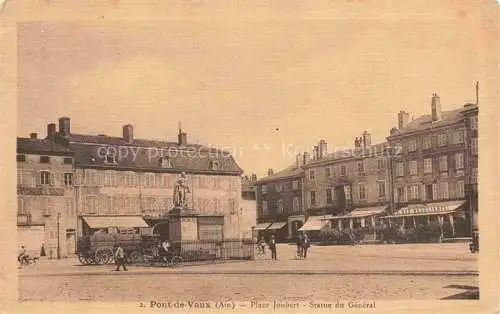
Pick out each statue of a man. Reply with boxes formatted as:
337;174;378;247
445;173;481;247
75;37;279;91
173;172;191;208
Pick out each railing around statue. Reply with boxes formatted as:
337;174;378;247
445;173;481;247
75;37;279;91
167;238;255;264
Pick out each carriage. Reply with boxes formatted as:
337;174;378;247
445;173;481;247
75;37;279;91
76;215;160;265
76;230;160;265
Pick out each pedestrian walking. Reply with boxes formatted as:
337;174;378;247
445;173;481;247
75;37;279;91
114;245;128;271
295;233;303;259
269;235;277;260
302;233;310;259
40;243;46;257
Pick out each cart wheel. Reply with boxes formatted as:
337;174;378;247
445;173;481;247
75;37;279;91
78;253;88;265
170;256;183;267
95;248;114;265
128;251;143;264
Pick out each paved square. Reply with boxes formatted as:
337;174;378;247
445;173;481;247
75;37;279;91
19;243;478;301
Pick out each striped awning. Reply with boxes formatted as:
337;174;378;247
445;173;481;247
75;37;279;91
330;206;387;219
298;215;332;231
253;223;272;231
82;216;149;229
380;201;465;218
266;221;287;230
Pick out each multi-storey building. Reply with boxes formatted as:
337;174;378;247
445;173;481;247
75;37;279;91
240;174;258;238
17;134;76;258
463;102;479;232
255;160;305;242
301;137;389;239
39;117;248;241
384;93;478;238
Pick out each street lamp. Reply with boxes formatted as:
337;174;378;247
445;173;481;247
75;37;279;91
57;212;61;259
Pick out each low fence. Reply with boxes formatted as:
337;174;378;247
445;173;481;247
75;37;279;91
169;238;255;263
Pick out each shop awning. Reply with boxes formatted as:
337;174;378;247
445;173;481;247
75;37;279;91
266;222;287;230
380;201;465;219
253;223;272;231
82;216;149;229
330;206;387;219
298;215;332;231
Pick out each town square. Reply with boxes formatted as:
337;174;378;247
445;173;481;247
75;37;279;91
7;0;497;311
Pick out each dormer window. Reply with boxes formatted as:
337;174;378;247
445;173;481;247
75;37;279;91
210;160;220;170
160;157;172;168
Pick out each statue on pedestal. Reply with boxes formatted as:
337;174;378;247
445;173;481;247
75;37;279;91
173;172;191;209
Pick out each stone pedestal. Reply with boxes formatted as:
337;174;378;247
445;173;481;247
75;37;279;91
168;207;200;242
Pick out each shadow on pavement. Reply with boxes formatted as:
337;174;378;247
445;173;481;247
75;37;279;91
441;285;479;300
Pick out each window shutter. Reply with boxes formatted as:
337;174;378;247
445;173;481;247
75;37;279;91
394;188;399;203
421;184;426;201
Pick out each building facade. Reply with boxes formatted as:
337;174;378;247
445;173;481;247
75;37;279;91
240;174;258;239
17;135;76;258
24;117;249;247
255;162;305;242
385;94;478;237
302;137;389;238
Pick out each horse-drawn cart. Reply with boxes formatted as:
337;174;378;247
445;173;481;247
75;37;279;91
77;232;160;265
77;215;160;265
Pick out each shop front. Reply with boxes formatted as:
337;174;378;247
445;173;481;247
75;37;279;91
329;206;387;242
298;215;332;241
379;200;467;240
252;222;272;242
265;221;288;242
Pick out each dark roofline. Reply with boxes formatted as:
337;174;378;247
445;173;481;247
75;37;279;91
303;142;389;168
256;169;304;184
387;117;466;140
65;133;233;155
16;138;74;156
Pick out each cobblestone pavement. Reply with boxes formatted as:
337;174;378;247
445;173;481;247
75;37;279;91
18;243;478;301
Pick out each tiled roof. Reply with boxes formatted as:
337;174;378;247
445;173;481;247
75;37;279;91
66;134;217;152
70;141;243;175
389;104;476;137
256;164;303;184
17;138;73;155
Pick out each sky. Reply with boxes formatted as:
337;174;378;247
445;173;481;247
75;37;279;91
16;1;497;178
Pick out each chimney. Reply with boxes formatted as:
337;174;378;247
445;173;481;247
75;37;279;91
30;133;38;139
303;152;310;165
58;117;71;137
354;137;361;148
318;140;328;159
296;153;303;168
47;123;57;139
313;146;319;160
177;122;187;146
267;168;274;176
431;93;441;121
362;131;371;148
397;111;410;129
123;124;134;144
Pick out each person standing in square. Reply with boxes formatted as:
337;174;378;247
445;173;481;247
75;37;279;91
114;245;128;271
269;235;277;260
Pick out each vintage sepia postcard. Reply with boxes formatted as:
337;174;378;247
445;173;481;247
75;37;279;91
0;1;498;313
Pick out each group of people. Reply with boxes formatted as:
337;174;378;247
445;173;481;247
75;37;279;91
295;233;310;259
257;232;310;260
